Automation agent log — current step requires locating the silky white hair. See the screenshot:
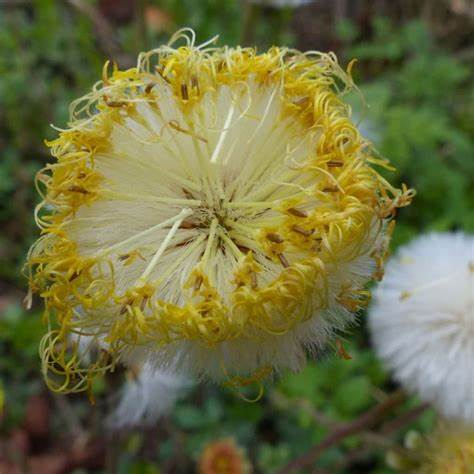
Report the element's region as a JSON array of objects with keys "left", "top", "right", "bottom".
[
  {"left": 70, "top": 334, "right": 188, "bottom": 428},
  {"left": 369, "top": 232, "right": 474, "bottom": 423},
  {"left": 108, "top": 362, "right": 189, "bottom": 428}
]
